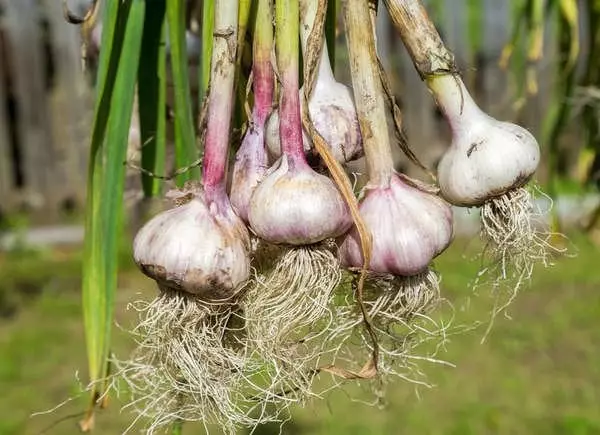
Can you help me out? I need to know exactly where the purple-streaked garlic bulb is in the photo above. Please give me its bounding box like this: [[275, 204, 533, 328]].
[[249, 154, 352, 244], [133, 184, 250, 301], [122, 1, 261, 430], [339, 174, 452, 275], [242, 0, 351, 402], [327, 0, 453, 384]]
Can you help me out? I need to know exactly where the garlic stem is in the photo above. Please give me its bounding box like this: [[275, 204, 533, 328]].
[[276, 0, 306, 166], [426, 74, 488, 135], [342, 0, 394, 187], [202, 0, 239, 200], [300, 0, 335, 84], [382, 0, 455, 78], [253, 0, 274, 122]]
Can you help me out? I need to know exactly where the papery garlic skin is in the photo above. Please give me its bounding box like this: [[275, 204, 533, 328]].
[[248, 155, 353, 245], [133, 188, 250, 300], [432, 75, 540, 207], [230, 124, 269, 223], [339, 174, 453, 276], [265, 86, 363, 164]]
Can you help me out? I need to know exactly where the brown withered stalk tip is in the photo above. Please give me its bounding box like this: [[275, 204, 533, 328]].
[[383, 0, 456, 78]]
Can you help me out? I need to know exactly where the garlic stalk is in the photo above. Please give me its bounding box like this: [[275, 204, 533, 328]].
[[384, 0, 555, 315], [264, 0, 363, 165], [331, 0, 452, 383], [122, 1, 265, 431], [230, 0, 274, 223], [243, 0, 351, 400]]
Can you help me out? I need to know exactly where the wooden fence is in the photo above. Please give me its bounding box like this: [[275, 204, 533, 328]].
[[0, 0, 584, 222], [0, 0, 91, 222]]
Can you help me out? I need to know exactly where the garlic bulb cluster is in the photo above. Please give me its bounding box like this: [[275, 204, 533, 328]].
[[133, 184, 250, 301], [339, 173, 453, 275], [249, 155, 352, 245], [432, 75, 540, 207]]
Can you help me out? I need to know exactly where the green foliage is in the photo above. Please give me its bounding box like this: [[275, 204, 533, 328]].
[[167, 0, 200, 186], [1, 237, 599, 433], [80, 0, 145, 426], [138, 0, 167, 197]]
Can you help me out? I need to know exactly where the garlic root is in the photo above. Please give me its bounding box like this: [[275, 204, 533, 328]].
[[242, 245, 341, 402]]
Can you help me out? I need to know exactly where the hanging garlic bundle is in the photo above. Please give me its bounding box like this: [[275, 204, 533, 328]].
[[384, 0, 554, 310], [119, 1, 261, 431], [243, 0, 352, 398], [332, 0, 453, 381], [264, 0, 363, 166]]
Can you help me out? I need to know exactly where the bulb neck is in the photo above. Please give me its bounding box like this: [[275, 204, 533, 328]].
[[427, 74, 487, 135], [277, 0, 309, 166], [252, 54, 275, 124], [313, 43, 336, 86], [252, 0, 274, 123], [204, 182, 231, 214]]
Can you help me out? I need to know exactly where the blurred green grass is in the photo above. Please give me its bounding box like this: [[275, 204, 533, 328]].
[[0, 234, 599, 435]]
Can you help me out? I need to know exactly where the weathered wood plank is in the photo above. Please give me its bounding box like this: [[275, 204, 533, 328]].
[[4, 0, 55, 212], [0, 17, 14, 210], [45, 0, 91, 208]]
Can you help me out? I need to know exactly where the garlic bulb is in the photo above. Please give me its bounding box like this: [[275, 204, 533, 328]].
[[133, 185, 250, 300], [432, 75, 540, 207], [339, 173, 453, 275], [248, 155, 352, 245]]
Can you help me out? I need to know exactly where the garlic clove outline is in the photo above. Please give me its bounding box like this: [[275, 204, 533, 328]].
[[133, 185, 251, 300], [248, 155, 353, 245], [230, 124, 269, 223], [433, 75, 540, 207], [339, 174, 453, 276]]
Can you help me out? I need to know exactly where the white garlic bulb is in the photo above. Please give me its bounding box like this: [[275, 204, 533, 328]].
[[248, 155, 352, 245], [432, 75, 540, 207], [133, 185, 250, 300], [339, 174, 453, 276]]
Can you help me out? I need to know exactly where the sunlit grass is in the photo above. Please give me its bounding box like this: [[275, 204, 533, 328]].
[[0, 234, 599, 434]]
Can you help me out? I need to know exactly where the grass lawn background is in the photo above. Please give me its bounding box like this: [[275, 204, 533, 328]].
[[0, 233, 599, 434]]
